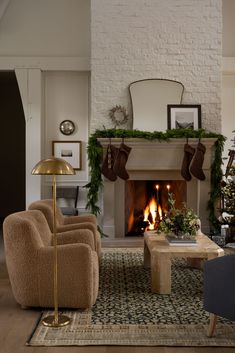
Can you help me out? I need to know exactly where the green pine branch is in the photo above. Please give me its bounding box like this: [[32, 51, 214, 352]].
[[85, 128, 226, 231]]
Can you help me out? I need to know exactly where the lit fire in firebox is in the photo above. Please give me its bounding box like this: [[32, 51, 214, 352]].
[[143, 197, 162, 230], [126, 181, 187, 236]]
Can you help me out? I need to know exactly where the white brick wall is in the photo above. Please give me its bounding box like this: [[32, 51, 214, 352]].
[[90, 0, 222, 133]]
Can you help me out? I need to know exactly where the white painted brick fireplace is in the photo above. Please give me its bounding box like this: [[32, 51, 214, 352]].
[[90, 0, 222, 237]]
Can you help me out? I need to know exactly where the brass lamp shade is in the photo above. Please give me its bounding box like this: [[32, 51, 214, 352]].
[[31, 157, 75, 176], [31, 157, 75, 327]]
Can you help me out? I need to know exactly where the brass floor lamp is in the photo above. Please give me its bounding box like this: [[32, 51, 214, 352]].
[[32, 157, 75, 327]]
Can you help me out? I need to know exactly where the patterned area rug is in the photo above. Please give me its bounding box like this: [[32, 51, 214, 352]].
[[28, 248, 235, 346]]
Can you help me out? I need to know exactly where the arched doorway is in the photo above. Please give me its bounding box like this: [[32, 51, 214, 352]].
[[0, 71, 25, 222]]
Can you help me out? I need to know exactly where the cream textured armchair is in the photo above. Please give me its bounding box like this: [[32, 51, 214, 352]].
[[3, 210, 99, 309], [28, 199, 101, 258]]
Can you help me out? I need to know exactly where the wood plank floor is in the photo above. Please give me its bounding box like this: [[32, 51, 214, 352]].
[[0, 234, 234, 353]]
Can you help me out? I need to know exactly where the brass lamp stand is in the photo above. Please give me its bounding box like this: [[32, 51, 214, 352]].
[[32, 157, 75, 327]]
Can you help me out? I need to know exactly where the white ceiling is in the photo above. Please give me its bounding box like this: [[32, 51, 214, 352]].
[[0, 0, 234, 57]]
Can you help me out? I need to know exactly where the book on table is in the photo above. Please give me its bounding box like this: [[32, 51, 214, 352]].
[[224, 242, 235, 249], [166, 235, 197, 246]]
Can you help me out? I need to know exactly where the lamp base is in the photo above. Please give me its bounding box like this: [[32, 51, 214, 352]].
[[42, 314, 71, 327]]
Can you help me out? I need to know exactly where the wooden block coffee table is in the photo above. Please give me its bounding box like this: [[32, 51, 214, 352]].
[[144, 231, 224, 294]]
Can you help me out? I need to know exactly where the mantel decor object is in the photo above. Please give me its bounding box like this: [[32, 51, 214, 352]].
[[129, 78, 184, 132], [32, 157, 75, 327], [167, 105, 201, 130], [109, 105, 128, 127]]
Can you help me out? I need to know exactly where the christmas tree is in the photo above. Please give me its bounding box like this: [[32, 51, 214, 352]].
[[220, 132, 235, 240]]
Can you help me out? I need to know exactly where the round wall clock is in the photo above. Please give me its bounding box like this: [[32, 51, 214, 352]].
[[59, 120, 75, 135]]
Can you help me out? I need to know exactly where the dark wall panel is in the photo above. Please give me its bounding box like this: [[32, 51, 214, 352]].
[[0, 71, 25, 220]]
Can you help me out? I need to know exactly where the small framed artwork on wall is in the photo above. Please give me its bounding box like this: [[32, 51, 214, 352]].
[[52, 141, 81, 170], [167, 104, 201, 130]]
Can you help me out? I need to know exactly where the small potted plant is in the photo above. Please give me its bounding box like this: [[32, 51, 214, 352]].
[[158, 193, 200, 239]]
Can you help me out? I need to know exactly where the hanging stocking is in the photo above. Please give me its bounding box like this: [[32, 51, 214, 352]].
[[181, 142, 195, 181], [190, 141, 206, 181], [101, 142, 118, 181], [113, 141, 132, 180]]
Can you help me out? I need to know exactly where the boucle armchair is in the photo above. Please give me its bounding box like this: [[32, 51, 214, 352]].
[[29, 199, 101, 258], [3, 210, 99, 309], [204, 254, 235, 337]]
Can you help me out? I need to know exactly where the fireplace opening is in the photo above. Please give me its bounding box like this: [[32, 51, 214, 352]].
[[125, 180, 187, 236]]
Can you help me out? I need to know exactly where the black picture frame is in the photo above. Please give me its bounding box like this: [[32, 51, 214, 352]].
[[167, 104, 201, 130]]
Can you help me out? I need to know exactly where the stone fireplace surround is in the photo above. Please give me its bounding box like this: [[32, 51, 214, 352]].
[[98, 138, 217, 238]]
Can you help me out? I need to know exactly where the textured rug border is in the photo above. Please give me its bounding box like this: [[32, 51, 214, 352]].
[[26, 312, 43, 346], [27, 320, 235, 347], [102, 248, 143, 253]]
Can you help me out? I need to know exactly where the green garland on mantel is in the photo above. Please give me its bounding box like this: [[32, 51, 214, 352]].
[[85, 128, 226, 231]]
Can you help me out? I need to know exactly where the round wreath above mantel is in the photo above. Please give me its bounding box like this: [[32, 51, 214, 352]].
[[85, 128, 225, 231], [109, 105, 128, 126]]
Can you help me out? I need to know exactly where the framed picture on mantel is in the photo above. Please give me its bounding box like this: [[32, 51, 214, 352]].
[[52, 141, 81, 170], [167, 104, 201, 130]]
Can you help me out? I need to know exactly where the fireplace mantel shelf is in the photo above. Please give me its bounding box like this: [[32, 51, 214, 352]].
[[97, 138, 217, 148], [98, 137, 216, 171]]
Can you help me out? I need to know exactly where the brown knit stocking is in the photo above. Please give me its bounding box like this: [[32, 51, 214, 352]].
[[101, 144, 118, 181], [190, 141, 206, 181], [181, 143, 195, 181], [113, 143, 132, 180]]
